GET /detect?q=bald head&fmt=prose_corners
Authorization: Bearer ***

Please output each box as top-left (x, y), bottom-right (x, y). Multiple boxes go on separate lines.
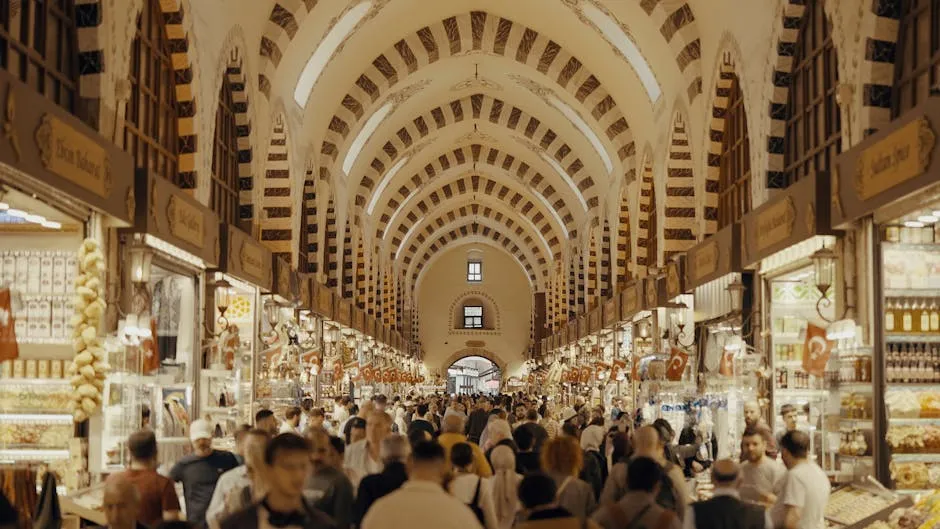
top-left (443, 413), bottom-right (465, 434)
top-left (744, 402), bottom-right (761, 426)
top-left (711, 459), bottom-right (740, 487)
top-left (103, 475), bottom-right (140, 529)
top-left (634, 425), bottom-right (662, 457)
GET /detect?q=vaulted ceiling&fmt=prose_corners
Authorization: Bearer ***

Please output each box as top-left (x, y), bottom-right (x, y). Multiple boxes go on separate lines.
top-left (239, 0), bottom-right (710, 290)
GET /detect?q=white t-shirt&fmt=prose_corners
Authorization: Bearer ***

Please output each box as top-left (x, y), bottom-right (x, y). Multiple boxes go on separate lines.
top-left (776, 461), bottom-right (831, 529)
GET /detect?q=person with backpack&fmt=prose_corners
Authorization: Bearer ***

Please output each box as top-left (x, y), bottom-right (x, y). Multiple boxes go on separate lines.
top-left (592, 457), bottom-right (680, 529)
top-left (515, 472), bottom-right (603, 529)
top-left (600, 426), bottom-right (688, 521)
top-left (580, 425), bottom-right (609, 501)
top-left (448, 442), bottom-right (500, 529)
top-left (541, 436), bottom-right (598, 520)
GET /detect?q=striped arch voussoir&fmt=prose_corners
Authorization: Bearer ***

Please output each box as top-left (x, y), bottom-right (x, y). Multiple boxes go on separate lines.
top-left (859, 0), bottom-right (901, 137)
top-left (318, 11), bottom-right (633, 187)
top-left (638, 0), bottom-right (703, 102)
top-left (224, 52), bottom-right (254, 225)
top-left (75, 0), bottom-right (106, 105)
top-left (156, 0), bottom-right (198, 189)
top-left (260, 114), bottom-right (292, 264)
top-left (704, 59), bottom-right (736, 238)
top-left (258, 0), bottom-right (322, 98)
top-left (663, 112), bottom-right (695, 261)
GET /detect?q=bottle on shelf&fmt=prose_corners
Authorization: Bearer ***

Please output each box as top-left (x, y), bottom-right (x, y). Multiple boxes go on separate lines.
top-left (886, 300), bottom-right (897, 333)
top-left (920, 299), bottom-right (931, 334)
top-left (902, 301), bottom-right (914, 333)
top-left (931, 300), bottom-right (940, 333)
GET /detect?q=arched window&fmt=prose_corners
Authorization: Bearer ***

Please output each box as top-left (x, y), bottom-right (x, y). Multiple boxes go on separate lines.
top-left (211, 78), bottom-right (239, 225)
top-left (782, 0), bottom-right (841, 186)
top-left (0, 0), bottom-right (80, 116)
top-left (893, 0), bottom-right (940, 115)
top-left (718, 75), bottom-right (751, 229)
top-left (124, 0), bottom-right (179, 185)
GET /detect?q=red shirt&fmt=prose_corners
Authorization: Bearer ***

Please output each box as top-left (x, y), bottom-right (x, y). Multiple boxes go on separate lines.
top-left (120, 468), bottom-right (180, 526)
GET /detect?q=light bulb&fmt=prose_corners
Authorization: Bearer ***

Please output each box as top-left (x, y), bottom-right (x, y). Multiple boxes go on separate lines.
top-left (6, 209), bottom-right (26, 218)
top-left (904, 220), bottom-right (925, 228)
top-left (918, 215), bottom-right (938, 223)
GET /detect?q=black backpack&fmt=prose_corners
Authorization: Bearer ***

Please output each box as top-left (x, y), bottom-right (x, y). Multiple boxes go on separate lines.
top-left (654, 461), bottom-right (679, 514)
top-left (466, 476), bottom-right (486, 525)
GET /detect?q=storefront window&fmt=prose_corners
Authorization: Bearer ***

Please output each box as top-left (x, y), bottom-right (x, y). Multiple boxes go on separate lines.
top-left (893, 0), bottom-right (940, 116)
top-left (148, 263), bottom-right (197, 385)
top-left (211, 78), bottom-right (240, 226)
top-left (0, 0), bottom-right (80, 118)
top-left (782, 0), bottom-right (841, 186)
top-left (124, 0), bottom-right (180, 185)
top-left (718, 75), bottom-right (751, 228)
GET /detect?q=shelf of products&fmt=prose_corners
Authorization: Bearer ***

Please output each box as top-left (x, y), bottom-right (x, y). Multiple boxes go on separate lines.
top-left (824, 482), bottom-right (910, 528)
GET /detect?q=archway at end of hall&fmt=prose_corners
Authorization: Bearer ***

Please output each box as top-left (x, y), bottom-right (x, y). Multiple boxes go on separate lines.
top-left (447, 356), bottom-right (502, 395)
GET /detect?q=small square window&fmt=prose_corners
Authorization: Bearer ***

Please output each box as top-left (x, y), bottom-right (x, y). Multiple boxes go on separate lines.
top-left (464, 306), bottom-right (483, 328)
top-left (467, 260), bottom-right (482, 282)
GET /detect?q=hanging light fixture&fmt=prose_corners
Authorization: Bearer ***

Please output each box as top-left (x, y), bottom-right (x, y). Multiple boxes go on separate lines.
top-left (264, 298), bottom-right (280, 327)
top-left (811, 245), bottom-right (837, 298)
top-left (726, 277), bottom-right (745, 314)
top-left (128, 240), bottom-right (154, 284)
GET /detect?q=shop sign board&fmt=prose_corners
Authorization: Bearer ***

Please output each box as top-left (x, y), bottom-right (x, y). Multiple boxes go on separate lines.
top-left (273, 255), bottom-right (298, 303)
top-left (644, 276), bottom-right (666, 309)
top-left (685, 223), bottom-right (741, 290)
top-left (741, 173), bottom-right (837, 268)
top-left (334, 298), bottom-right (352, 326)
top-left (220, 224), bottom-right (273, 291)
top-left (299, 274), bottom-right (312, 309)
top-left (132, 170), bottom-right (220, 267)
top-left (621, 282), bottom-right (641, 318)
top-left (665, 257), bottom-right (686, 299)
top-left (603, 295), bottom-right (620, 327)
top-left (0, 68), bottom-right (135, 225)
top-left (588, 307), bottom-right (602, 333)
top-left (833, 98), bottom-right (940, 227)
top-left (313, 282), bottom-right (335, 320)
top-left (367, 317), bottom-right (378, 340)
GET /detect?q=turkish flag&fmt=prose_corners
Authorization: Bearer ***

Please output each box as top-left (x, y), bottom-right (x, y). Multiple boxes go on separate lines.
top-left (802, 323), bottom-right (833, 376)
top-left (719, 349), bottom-right (735, 376)
top-left (666, 347), bottom-right (689, 381)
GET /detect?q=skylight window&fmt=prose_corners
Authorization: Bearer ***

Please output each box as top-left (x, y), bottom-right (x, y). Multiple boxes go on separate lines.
top-left (547, 95), bottom-right (613, 175)
top-left (366, 155), bottom-right (410, 214)
top-left (343, 101), bottom-right (393, 175)
top-left (581, 2), bottom-right (661, 103)
top-left (539, 151), bottom-right (589, 212)
top-left (293, 1), bottom-right (373, 107)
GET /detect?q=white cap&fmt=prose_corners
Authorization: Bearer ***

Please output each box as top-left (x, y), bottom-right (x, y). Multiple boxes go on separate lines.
top-left (559, 407), bottom-right (578, 423)
top-left (189, 419), bottom-right (213, 442)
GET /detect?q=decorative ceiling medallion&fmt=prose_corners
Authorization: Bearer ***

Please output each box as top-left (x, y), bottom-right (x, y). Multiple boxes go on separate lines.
top-left (455, 130), bottom-right (499, 145)
top-left (389, 79), bottom-right (432, 104)
top-left (450, 76), bottom-right (504, 92)
top-left (508, 74), bottom-right (553, 101)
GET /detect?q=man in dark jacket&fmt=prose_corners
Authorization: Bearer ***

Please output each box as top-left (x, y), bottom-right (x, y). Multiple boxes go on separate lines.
top-left (351, 435), bottom-right (410, 527)
top-left (221, 434), bottom-right (336, 529)
top-left (683, 459), bottom-right (772, 529)
top-left (465, 399), bottom-right (491, 444)
top-left (516, 409), bottom-right (549, 452)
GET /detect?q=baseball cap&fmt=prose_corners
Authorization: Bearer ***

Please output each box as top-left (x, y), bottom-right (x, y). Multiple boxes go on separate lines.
top-left (189, 419), bottom-right (213, 442)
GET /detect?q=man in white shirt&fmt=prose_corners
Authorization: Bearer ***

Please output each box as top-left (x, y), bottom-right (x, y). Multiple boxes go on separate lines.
top-left (280, 406), bottom-right (302, 434)
top-left (344, 410), bottom-right (392, 488)
top-left (682, 459), bottom-right (773, 529)
top-left (206, 428), bottom-right (269, 526)
top-left (775, 431), bottom-right (830, 529)
top-left (740, 428), bottom-right (787, 505)
top-left (362, 440), bottom-right (484, 529)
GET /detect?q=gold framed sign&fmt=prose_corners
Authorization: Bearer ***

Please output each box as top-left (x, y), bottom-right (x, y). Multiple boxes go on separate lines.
top-left (35, 114), bottom-right (112, 198)
top-left (685, 223), bottom-right (741, 290)
top-left (221, 224), bottom-right (273, 290)
top-left (756, 196), bottom-right (796, 252)
top-left (645, 277), bottom-right (658, 308)
top-left (314, 282), bottom-right (335, 319)
top-left (692, 240), bottom-right (718, 282)
top-left (621, 282), bottom-right (639, 317)
top-left (665, 258), bottom-right (685, 299)
top-left (856, 117), bottom-right (935, 200)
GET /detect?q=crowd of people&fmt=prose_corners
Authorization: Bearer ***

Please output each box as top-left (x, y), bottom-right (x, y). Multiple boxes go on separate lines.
top-left (98, 393), bottom-right (831, 529)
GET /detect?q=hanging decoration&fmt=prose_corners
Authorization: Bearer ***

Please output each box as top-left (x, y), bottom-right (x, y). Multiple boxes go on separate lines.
top-left (66, 239), bottom-right (109, 423)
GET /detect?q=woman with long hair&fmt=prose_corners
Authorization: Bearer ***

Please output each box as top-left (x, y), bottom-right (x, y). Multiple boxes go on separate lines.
top-left (489, 445), bottom-right (521, 529)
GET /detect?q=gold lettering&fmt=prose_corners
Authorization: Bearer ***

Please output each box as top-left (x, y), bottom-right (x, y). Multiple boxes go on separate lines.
top-left (756, 197), bottom-right (796, 252)
top-left (35, 115), bottom-right (112, 197)
top-left (856, 117), bottom-right (936, 200)
top-left (167, 195), bottom-right (205, 248)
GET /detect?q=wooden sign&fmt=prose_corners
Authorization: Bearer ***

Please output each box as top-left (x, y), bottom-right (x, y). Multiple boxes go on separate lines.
top-left (685, 223), bottom-right (741, 290)
top-left (222, 224), bottom-right (273, 290)
top-left (692, 240), bottom-right (718, 282)
top-left (335, 298), bottom-right (352, 326)
top-left (756, 196), bottom-right (796, 252)
top-left (857, 117), bottom-right (934, 200)
top-left (621, 282), bottom-right (640, 316)
top-left (313, 282), bottom-right (335, 319)
top-left (665, 258), bottom-right (685, 299)
top-left (588, 307), bottom-right (601, 333)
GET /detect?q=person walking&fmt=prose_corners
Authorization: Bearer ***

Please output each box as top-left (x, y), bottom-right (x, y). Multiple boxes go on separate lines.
top-left (580, 425), bottom-right (608, 501)
top-left (169, 419), bottom-right (239, 528)
top-left (739, 428), bottom-right (786, 506)
top-left (206, 428), bottom-right (269, 526)
top-left (116, 430), bottom-right (180, 526)
top-left (467, 399), bottom-right (491, 444)
top-left (449, 443), bottom-right (499, 529)
top-left (775, 431), bottom-right (830, 529)
top-left (344, 411), bottom-right (392, 489)
top-left (219, 434), bottom-right (337, 529)
top-left (515, 472), bottom-right (602, 529)
top-left (438, 414), bottom-right (493, 477)
top-left (541, 435), bottom-right (597, 520)
top-left (742, 402), bottom-right (777, 459)
top-left (513, 426), bottom-right (541, 474)
top-left (599, 425), bottom-right (688, 520)
top-left (681, 459), bottom-right (772, 529)
top-left (489, 445), bottom-right (522, 529)
top-left (591, 457), bottom-right (680, 529)
top-left (517, 409), bottom-right (550, 452)
top-left (352, 435), bottom-right (410, 527)
top-left (361, 441), bottom-right (484, 529)
top-left (102, 475), bottom-right (146, 529)
top-left (304, 428), bottom-right (354, 529)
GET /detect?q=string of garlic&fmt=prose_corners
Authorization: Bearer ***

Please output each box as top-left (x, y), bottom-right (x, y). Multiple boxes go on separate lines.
top-left (65, 238), bottom-right (109, 423)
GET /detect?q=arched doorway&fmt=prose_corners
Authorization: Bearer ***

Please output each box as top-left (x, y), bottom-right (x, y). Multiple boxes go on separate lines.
top-left (447, 356), bottom-right (502, 395)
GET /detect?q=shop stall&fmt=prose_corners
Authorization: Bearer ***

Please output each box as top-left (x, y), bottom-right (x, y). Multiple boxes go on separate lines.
top-left (310, 282), bottom-right (337, 409)
top-left (741, 172), bottom-right (853, 481)
top-left (95, 170), bottom-right (220, 473)
top-left (199, 224), bottom-right (273, 445)
top-left (683, 223), bottom-right (757, 460)
top-left (600, 295), bottom-right (626, 412)
top-left (834, 96), bottom-right (940, 490)
top-left (0, 66), bottom-right (135, 499)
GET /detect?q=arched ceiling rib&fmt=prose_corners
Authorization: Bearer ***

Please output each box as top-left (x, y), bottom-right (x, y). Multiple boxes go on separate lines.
top-left (391, 196), bottom-right (554, 265)
top-left (315, 10), bottom-right (636, 189)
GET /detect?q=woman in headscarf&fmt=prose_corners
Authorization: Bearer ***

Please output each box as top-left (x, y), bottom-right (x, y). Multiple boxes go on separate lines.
top-left (578, 425), bottom-right (607, 501)
top-left (489, 445), bottom-right (522, 529)
top-left (539, 404), bottom-right (561, 439)
top-left (482, 419), bottom-right (518, 469)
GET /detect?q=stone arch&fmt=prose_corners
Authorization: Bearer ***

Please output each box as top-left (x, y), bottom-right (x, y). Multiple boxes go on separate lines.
top-left (302, 166), bottom-right (319, 273)
top-left (637, 0), bottom-right (704, 102)
top-left (450, 290), bottom-right (502, 331)
top-left (260, 113), bottom-right (293, 263)
top-left (704, 55), bottom-right (742, 237)
top-left (317, 11), bottom-right (634, 190)
top-left (663, 111), bottom-right (696, 260)
top-left (325, 195), bottom-right (339, 289)
top-left (440, 349), bottom-right (507, 374)
top-left (587, 229), bottom-right (599, 309)
top-left (637, 153), bottom-right (655, 269)
top-left (257, 0), bottom-right (324, 98)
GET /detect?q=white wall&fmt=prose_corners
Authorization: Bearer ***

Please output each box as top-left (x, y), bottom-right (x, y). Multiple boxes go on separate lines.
top-left (417, 244), bottom-right (532, 376)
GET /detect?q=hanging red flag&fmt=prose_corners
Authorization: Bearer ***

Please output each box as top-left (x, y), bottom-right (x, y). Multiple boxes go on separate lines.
top-left (665, 347), bottom-right (689, 381)
top-left (719, 348), bottom-right (735, 376)
top-left (802, 323), bottom-right (833, 376)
